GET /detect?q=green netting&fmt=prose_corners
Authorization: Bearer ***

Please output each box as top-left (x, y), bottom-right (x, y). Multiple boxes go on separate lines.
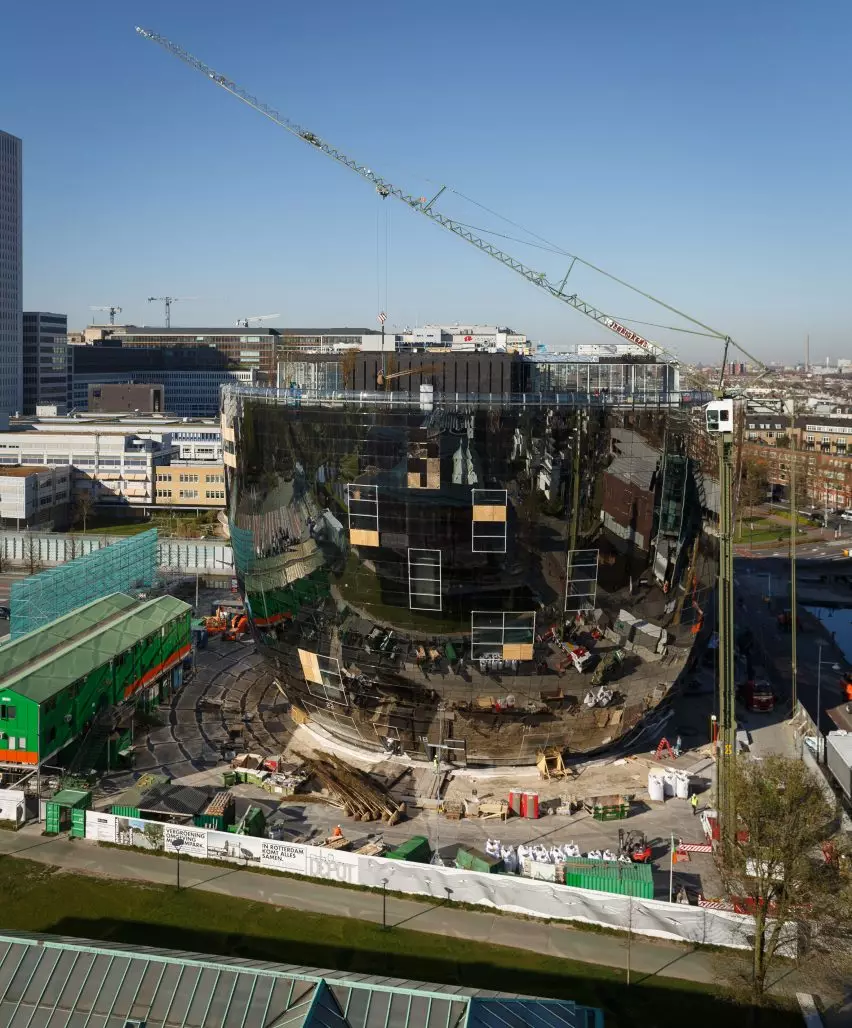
top-left (10, 530), bottom-right (158, 639)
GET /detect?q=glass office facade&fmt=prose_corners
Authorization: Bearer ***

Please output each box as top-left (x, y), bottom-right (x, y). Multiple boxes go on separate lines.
top-left (225, 361), bottom-right (707, 765)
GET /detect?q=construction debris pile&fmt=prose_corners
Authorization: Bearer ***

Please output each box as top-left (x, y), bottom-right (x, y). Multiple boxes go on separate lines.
top-left (300, 751), bottom-right (406, 823)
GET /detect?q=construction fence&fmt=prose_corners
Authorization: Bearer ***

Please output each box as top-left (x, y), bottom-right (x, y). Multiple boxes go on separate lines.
top-left (80, 808), bottom-right (782, 954)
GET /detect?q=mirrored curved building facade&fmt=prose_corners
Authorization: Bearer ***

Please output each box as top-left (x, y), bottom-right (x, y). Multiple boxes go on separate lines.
top-left (223, 352), bottom-right (713, 765)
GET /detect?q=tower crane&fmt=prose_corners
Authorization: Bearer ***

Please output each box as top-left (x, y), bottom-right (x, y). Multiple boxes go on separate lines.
top-left (90, 305), bottom-right (123, 325)
top-left (147, 295), bottom-right (195, 328)
top-left (236, 314), bottom-right (280, 328)
top-left (136, 27), bottom-right (789, 857)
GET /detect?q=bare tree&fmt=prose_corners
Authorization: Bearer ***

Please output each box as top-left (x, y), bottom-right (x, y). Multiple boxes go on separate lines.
top-left (718, 755), bottom-right (852, 1002)
top-left (73, 489), bottom-right (96, 533)
top-left (22, 534), bottom-right (43, 575)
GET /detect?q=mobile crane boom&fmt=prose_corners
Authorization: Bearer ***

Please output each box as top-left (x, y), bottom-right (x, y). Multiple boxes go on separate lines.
top-left (135, 27), bottom-right (685, 364)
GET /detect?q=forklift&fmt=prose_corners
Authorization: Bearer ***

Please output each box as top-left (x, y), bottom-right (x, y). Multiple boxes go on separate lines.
top-left (618, 829), bottom-right (652, 863)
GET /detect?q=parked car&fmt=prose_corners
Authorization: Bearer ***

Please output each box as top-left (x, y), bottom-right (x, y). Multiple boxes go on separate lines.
top-left (0, 606), bottom-right (10, 620)
top-left (841, 512), bottom-right (852, 522)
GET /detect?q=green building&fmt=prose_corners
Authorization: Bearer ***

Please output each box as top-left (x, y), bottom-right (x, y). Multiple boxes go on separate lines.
top-left (0, 592), bottom-right (192, 769)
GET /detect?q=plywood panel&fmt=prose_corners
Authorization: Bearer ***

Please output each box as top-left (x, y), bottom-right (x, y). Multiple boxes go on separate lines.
top-left (472, 505), bottom-right (507, 522)
top-left (298, 648), bottom-right (322, 684)
top-left (503, 643), bottom-right (534, 661)
top-left (350, 528), bottom-right (380, 547)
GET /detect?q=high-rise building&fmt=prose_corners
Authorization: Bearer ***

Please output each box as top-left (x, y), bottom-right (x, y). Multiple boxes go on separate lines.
top-left (0, 130), bottom-right (23, 416)
top-left (23, 312), bottom-right (68, 415)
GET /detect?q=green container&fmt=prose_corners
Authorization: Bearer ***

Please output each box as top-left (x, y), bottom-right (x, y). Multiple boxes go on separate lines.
top-left (44, 802), bottom-right (62, 835)
top-left (592, 803), bottom-right (630, 822)
top-left (194, 813), bottom-right (225, 831)
top-left (222, 771), bottom-right (238, 788)
top-left (52, 789), bottom-right (91, 810)
top-left (243, 806), bottom-right (266, 837)
top-left (455, 846), bottom-right (503, 874)
top-left (70, 808), bottom-right (86, 838)
top-left (558, 858), bottom-right (653, 899)
top-left (386, 835), bottom-right (432, 863)
top-left (110, 805), bottom-right (141, 818)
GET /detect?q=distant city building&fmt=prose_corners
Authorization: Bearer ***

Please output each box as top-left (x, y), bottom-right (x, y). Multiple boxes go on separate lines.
top-left (0, 464), bottom-right (71, 530)
top-left (22, 312), bottom-right (68, 415)
top-left (83, 324), bottom-right (277, 378)
top-left (88, 382), bottom-right (164, 413)
top-left (0, 414), bottom-right (224, 512)
top-left (276, 327), bottom-right (381, 352)
top-left (385, 324), bottom-right (529, 353)
top-left (0, 130), bottom-right (23, 415)
top-left (70, 343), bottom-right (256, 417)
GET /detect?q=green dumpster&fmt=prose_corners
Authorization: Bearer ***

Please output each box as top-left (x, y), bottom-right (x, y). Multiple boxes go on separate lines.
top-left (386, 835), bottom-right (432, 863)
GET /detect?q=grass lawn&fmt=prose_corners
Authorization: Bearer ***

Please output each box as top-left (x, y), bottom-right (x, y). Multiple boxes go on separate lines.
top-left (78, 520), bottom-right (153, 536)
top-left (734, 519), bottom-right (787, 544)
top-left (0, 855), bottom-right (798, 1028)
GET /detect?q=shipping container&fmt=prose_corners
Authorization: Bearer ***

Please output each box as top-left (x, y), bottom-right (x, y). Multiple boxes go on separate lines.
top-left (242, 806), bottom-right (266, 837)
top-left (385, 835), bottom-right (432, 863)
top-left (110, 805), bottom-right (141, 818)
top-left (555, 857), bottom-right (653, 899)
top-left (455, 846), bottom-right (504, 874)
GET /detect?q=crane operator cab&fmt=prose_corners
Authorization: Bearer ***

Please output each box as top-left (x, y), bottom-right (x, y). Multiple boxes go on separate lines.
top-left (705, 399), bottom-right (735, 434)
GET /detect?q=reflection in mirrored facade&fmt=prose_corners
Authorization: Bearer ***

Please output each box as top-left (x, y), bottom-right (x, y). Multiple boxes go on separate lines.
top-left (223, 354), bottom-right (712, 765)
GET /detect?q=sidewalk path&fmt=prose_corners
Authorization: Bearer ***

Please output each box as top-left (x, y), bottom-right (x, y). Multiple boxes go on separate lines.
top-left (0, 824), bottom-right (809, 996)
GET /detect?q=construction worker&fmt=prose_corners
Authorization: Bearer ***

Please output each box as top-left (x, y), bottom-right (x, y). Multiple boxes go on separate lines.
top-left (690, 793), bottom-right (698, 817)
top-left (332, 825), bottom-right (343, 839)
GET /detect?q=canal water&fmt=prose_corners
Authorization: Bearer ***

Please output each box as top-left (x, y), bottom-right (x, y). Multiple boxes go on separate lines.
top-left (805, 606), bottom-right (852, 664)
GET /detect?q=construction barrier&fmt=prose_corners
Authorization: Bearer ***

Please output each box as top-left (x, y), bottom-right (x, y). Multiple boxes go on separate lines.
top-left (79, 809), bottom-right (792, 952)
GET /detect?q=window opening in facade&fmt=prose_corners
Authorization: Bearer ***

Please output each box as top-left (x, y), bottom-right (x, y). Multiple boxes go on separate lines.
top-left (407, 548), bottom-right (442, 610)
top-left (471, 488), bottom-right (508, 552)
top-left (565, 548), bottom-right (599, 614)
top-left (470, 611), bottom-right (536, 661)
top-left (345, 483), bottom-right (379, 547)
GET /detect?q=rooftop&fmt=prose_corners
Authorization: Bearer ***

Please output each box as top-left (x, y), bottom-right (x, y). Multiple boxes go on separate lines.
top-left (0, 465), bottom-right (53, 478)
top-left (0, 933), bottom-right (602, 1028)
top-left (0, 593), bottom-right (139, 677)
top-left (0, 593), bottom-right (191, 704)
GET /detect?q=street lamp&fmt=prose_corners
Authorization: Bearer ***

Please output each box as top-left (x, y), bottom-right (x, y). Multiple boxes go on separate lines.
top-left (763, 572), bottom-right (772, 603)
top-left (381, 877), bottom-right (389, 931)
top-left (172, 837), bottom-right (185, 891)
top-left (815, 643), bottom-right (842, 763)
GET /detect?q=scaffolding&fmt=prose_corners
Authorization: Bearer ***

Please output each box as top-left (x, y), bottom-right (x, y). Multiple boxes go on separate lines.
top-left (10, 530), bottom-right (158, 638)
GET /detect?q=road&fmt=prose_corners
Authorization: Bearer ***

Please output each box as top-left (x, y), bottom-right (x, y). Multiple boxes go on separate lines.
top-left (736, 560), bottom-right (850, 735)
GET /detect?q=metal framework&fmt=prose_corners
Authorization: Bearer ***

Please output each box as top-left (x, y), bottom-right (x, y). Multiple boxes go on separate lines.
top-left (471, 488), bottom-right (508, 553)
top-left (470, 611), bottom-right (536, 661)
top-left (564, 549), bottom-right (599, 615)
top-left (10, 530), bottom-right (158, 638)
top-left (407, 549), bottom-right (442, 610)
top-left (716, 434), bottom-right (737, 854)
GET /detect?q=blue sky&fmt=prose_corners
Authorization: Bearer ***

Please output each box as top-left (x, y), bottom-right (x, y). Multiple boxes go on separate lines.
top-left (1, 0), bottom-right (849, 362)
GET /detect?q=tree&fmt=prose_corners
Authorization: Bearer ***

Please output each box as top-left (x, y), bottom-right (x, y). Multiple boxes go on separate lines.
top-left (22, 534), bottom-right (43, 575)
top-left (736, 456), bottom-right (769, 544)
top-left (718, 755), bottom-right (852, 1002)
top-left (73, 489), bottom-right (96, 533)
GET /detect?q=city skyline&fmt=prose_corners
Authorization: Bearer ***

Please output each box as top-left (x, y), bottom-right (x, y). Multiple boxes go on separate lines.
top-left (1, 1), bottom-right (850, 363)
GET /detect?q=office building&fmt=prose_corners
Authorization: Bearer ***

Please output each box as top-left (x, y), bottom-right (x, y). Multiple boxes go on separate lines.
top-left (0, 131), bottom-right (22, 415)
top-left (83, 324), bottom-right (277, 378)
top-left (22, 312), bottom-right (68, 415)
top-left (70, 343), bottom-right (256, 417)
top-left (222, 350), bottom-right (706, 765)
top-left (0, 464), bottom-right (71, 530)
top-left (0, 414), bottom-right (224, 512)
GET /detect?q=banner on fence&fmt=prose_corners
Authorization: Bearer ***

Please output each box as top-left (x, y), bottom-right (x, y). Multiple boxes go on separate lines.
top-left (81, 809), bottom-right (769, 952)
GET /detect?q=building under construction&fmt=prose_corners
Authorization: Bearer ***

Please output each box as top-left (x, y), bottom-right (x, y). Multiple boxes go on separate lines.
top-left (223, 351), bottom-right (714, 765)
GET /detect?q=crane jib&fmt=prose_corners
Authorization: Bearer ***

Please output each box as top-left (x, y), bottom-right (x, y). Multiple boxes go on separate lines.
top-left (602, 318), bottom-right (653, 351)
